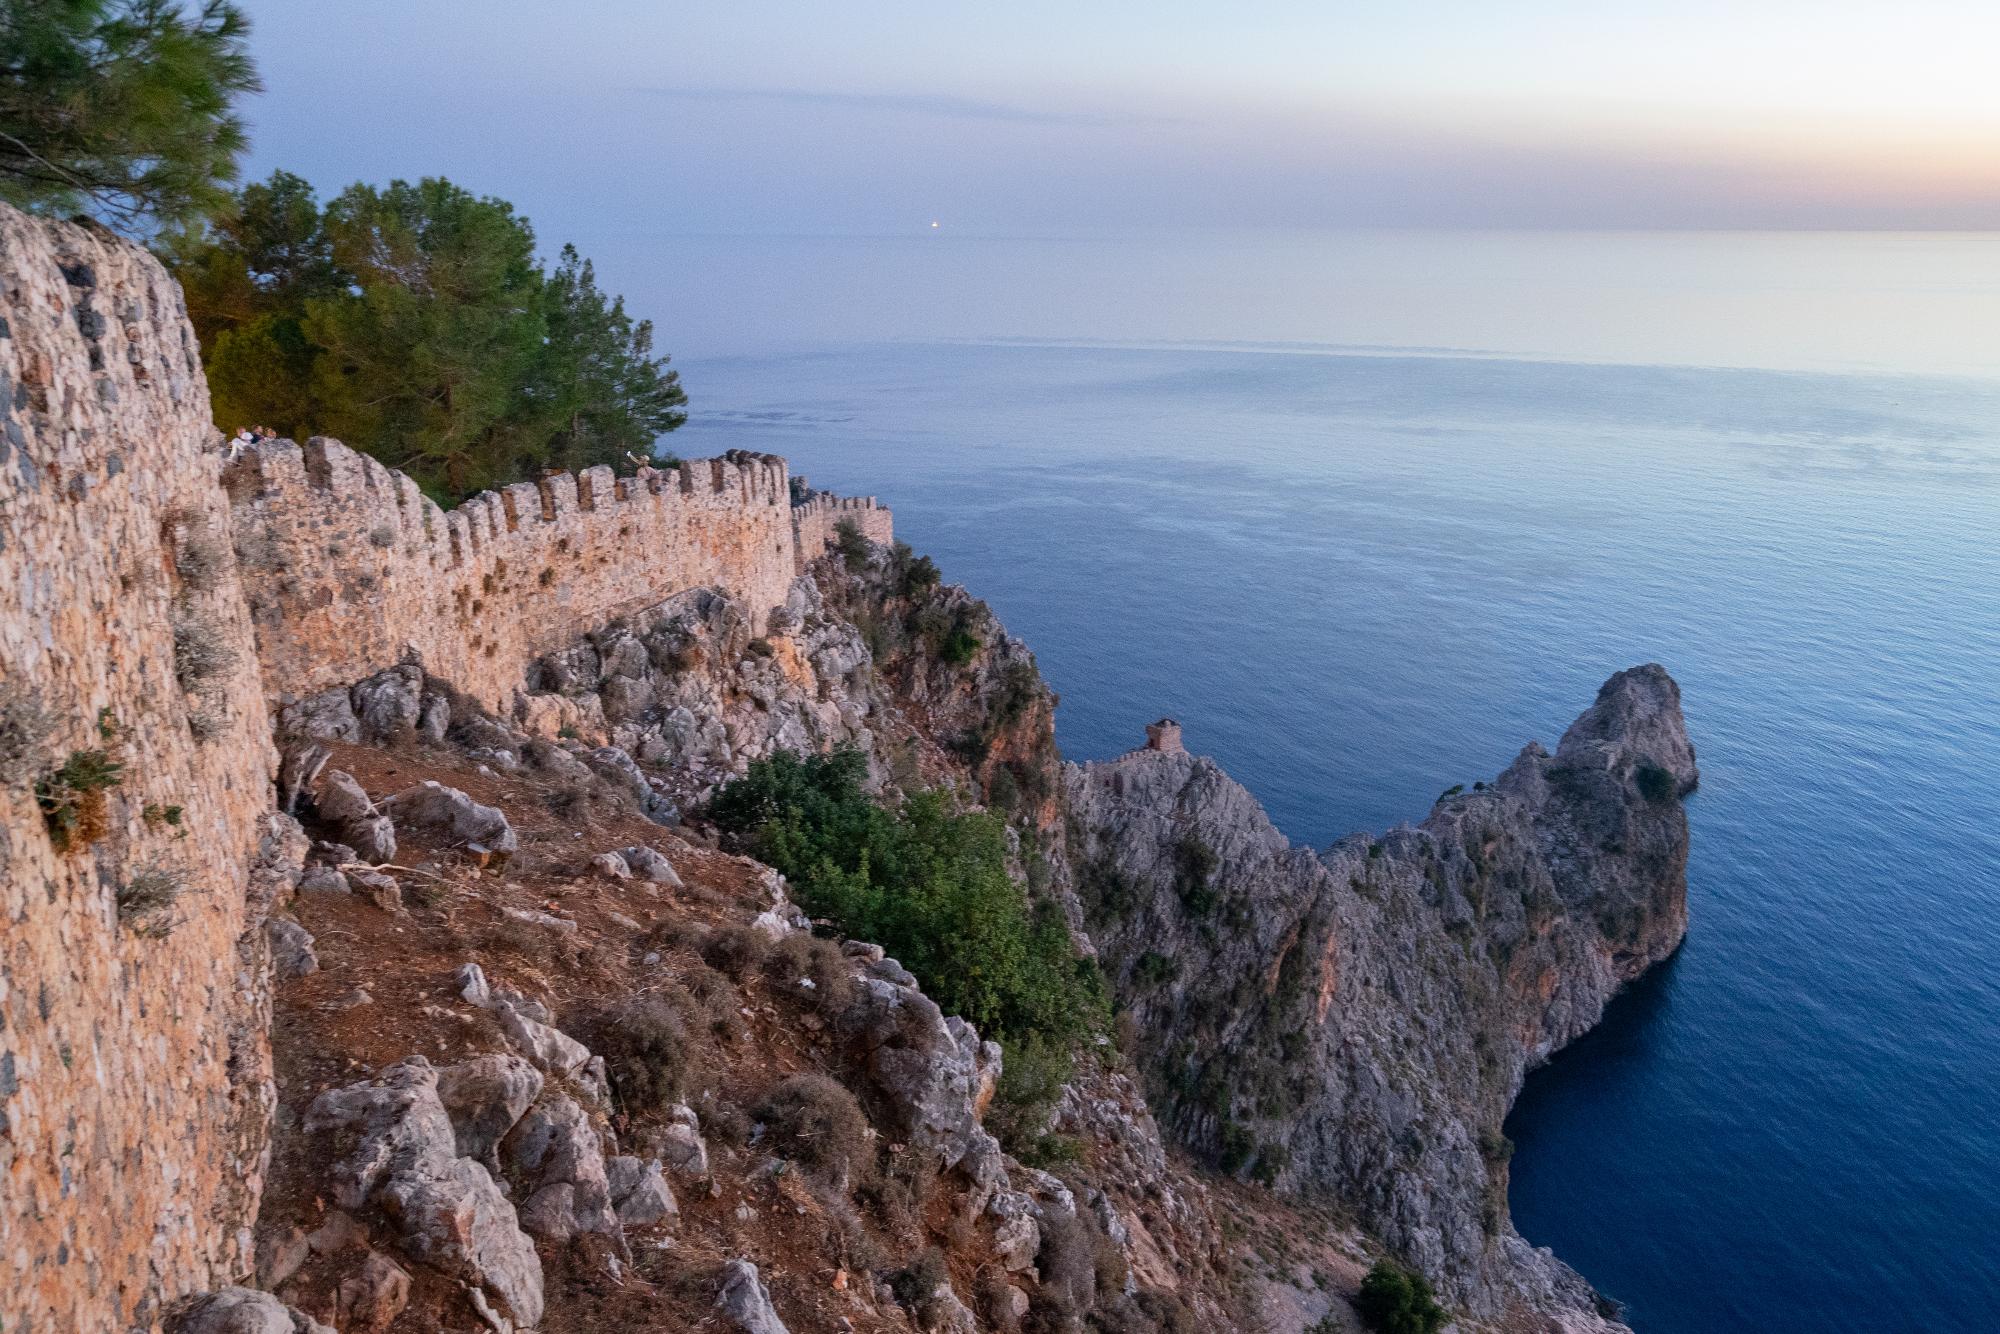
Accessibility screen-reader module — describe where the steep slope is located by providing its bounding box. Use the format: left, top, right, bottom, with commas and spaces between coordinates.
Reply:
1064, 667, 1696, 1328
0, 200, 1699, 1333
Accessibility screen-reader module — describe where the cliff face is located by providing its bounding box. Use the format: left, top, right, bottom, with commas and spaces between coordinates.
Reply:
1064, 666, 1696, 1326
0, 208, 282, 1331
0, 203, 1698, 1334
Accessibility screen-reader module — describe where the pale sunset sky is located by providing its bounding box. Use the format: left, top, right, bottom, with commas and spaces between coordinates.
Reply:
236, 1, 2000, 236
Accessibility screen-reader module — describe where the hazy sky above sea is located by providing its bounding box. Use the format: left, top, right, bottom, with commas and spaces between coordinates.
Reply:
236, 1, 2000, 236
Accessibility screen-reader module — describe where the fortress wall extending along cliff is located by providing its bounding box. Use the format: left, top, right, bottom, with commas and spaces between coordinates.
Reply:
792, 490, 895, 564
0, 207, 278, 1331
224, 440, 892, 721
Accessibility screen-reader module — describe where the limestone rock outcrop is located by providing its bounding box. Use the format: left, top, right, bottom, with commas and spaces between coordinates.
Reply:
379, 780, 517, 858
1064, 664, 1696, 1325
304, 1057, 544, 1327
167, 1287, 333, 1334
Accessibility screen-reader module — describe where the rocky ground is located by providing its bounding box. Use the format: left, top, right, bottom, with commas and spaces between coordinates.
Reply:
165, 539, 1692, 1334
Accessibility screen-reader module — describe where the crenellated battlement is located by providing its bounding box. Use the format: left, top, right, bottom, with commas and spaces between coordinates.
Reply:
791, 487, 894, 568
224, 436, 891, 721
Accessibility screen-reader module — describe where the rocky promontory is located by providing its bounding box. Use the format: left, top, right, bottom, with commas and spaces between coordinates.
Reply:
1064, 666, 1696, 1328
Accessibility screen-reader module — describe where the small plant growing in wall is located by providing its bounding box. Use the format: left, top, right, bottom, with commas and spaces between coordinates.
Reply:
0, 682, 55, 787
172, 611, 235, 693
165, 506, 229, 593
37, 748, 124, 852
1133, 950, 1178, 987
116, 857, 189, 937
143, 802, 187, 837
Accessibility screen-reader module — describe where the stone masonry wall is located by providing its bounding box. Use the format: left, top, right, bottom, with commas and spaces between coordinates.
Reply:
0, 206, 278, 1331
224, 439, 891, 723
792, 489, 894, 565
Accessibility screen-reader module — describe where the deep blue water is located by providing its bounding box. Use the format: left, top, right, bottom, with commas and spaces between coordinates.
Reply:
680, 341, 2000, 1333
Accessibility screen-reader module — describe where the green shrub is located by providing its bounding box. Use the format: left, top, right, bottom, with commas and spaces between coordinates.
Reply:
894, 542, 942, 594
707, 748, 1104, 1047
1218, 1120, 1256, 1174
1133, 951, 1178, 988
834, 518, 870, 565
1636, 763, 1676, 803
938, 627, 980, 665
1354, 1261, 1446, 1334
987, 1032, 1073, 1158
1174, 834, 1218, 916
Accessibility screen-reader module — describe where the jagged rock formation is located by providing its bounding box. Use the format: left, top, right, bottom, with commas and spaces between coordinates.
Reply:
1064, 666, 1697, 1327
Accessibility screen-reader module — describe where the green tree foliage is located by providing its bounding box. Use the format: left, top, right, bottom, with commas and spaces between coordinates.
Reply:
0, 1, 258, 234
168, 172, 687, 502
707, 748, 1104, 1046
170, 170, 342, 439
1354, 1262, 1447, 1334
540, 244, 688, 474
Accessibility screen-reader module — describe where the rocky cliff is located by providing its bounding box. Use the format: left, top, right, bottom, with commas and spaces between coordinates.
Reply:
0, 203, 1695, 1334
1064, 668, 1696, 1327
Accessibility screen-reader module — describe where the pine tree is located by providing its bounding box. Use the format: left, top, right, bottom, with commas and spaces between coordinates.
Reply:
0, 0, 259, 235
540, 244, 688, 475
170, 172, 691, 503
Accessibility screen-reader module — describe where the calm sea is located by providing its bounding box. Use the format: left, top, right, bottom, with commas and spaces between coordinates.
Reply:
651, 230, 2000, 1333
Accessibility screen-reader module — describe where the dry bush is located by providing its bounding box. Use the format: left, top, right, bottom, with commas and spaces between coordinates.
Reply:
480, 917, 583, 969
703, 1097, 751, 1149
187, 705, 227, 743
584, 978, 737, 1115
754, 1073, 874, 1190
1031, 1207, 1100, 1324
889, 1246, 950, 1319
860, 1152, 940, 1243
171, 611, 236, 693
760, 932, 856, 1017
171, 518, 229, 592
699, 922, 771, 979
118, 857, 189, 935
0, 682, 54, 787
977, 1269, 1026, 1334
1092, 1290, 1200, 1334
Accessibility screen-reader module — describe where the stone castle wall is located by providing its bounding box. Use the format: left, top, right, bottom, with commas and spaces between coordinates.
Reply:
793, 489, 895, 565
0, 207, 278, 1331
0, 201, 897, 1330
224, 441, 891, 722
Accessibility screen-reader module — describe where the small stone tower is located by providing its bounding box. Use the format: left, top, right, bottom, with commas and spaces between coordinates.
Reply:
1144, 718, 1185, 754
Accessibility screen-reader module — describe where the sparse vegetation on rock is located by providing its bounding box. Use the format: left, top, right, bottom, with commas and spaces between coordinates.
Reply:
36, 746, 123, 851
